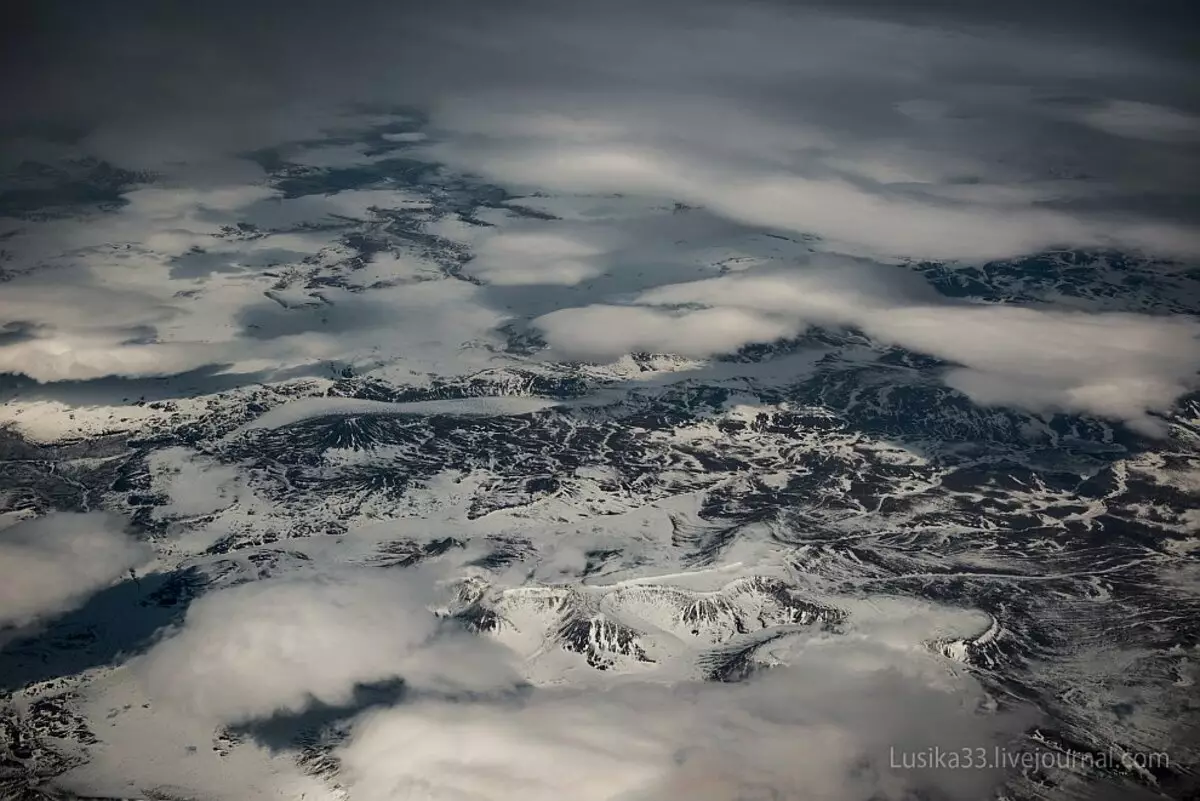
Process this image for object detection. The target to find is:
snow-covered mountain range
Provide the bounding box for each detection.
[1,103,1198,801]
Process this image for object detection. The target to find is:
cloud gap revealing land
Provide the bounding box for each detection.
[0,1,1198,799]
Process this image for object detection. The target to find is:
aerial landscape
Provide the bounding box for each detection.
[0,1,1197,799]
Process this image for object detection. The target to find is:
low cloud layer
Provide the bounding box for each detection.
[145,447,243,520]
[0,512,149,627]
[410,1,1200,262]
[0,182,503,385]
[339,660,1029,801]
[135,570,518,725]
[536,261,1200,432]
[429,128,1200,262]
[461,227,608,286]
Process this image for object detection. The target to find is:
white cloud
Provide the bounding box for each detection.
[867,305,1200,433]
[534,265,1200,431]
[134,570,517,725]
[0,513,150,628]
[0,177,506,387]
[0,282,180,333]
[0,335,222,383]
[146,446,242,519]
[412,7,1200,263]
[465,229,607,286]
[339,645,1032,801]
[429,134,1200,261]
[537,304,798,360]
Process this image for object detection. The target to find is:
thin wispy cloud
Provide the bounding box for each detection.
[0,512,150,628]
